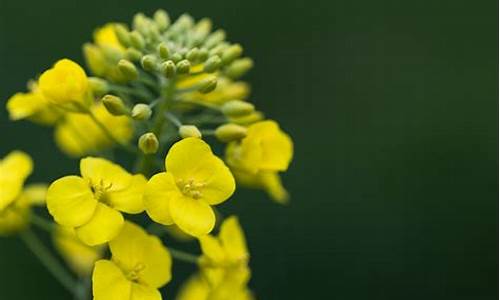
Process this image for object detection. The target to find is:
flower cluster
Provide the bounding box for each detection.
[2,9,293,300]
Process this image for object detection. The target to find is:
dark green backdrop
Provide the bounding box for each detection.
[0,0,497,299]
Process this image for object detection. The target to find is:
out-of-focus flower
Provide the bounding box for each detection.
[46,157,146,245]
[92,221,172,300]
[144,138,235,237]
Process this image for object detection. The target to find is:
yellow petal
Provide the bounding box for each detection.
[80,157,133,192]
[0,203,30,235]
[0,150,33,181]
[53,226,103,276]
[93,260,132,300]
[6,92,46,120]
[144,172,177,225]
[23,183,48,206]
[170,194,215,237]
[199,158,235,205]
[198,235,226,265]
[175,274,210,300]
[260,171,289,204]
[106,174,147,214]
[46,176,97,227]
[76,203,124,246]
[219,216,248,262]
[110,222,172,288]
[130,283,162,300]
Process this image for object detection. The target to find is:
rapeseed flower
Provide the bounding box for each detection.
[6,85,63,125]
[54,103,133,157]
[46,157,146,245]
[144,138,235,237]
[92,221,172,300]
[226,120,293,203]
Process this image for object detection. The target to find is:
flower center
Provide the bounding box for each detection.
[89,179,113,202]
[125,263,146,282]
[176,178,205,199]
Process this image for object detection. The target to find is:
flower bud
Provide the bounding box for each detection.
[154,9,170,31]
[88,77,109,96]
[138,132,159,154]
[203,56,222,73]
[221,44,243,64]
[186,48,199,62]
[125,48,143,62]
[215,123,247,142]
[118,59,138,80]
[230,111,264,125]
[170,53,183,63]
[141,55,157,72]
[221,100,255,117]
[179,125,202,139]
[114,24,131,47]
[176,60,191,74]
[130,30,145,49]
[197,48,209,62]
[225,58,254,79]
[160,61,176,78]
[131,103,152,120]
[198,76,218,94]
[102,95,128,116]
[158,42,170,59]
[205,30,226,48]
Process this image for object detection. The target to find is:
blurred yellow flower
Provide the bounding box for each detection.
[144,138,235,237]
[92,221,172,300]
[53,226,103,276]
[54,103,133,157]
[176,273,254,300]
[46,157,146,245]
[6,87,63,126]
[226,120,293,204]
[38,59,92,110]
[178,76,250,106]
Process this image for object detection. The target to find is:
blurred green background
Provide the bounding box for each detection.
[0,0,497,299]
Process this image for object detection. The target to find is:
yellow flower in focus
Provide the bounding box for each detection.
[6,88,62,125]
[226,120,293,204]
[54,103,133,157]
[92,221,172,300]
[144,138,235,237]
[84,24,127,82]
[46,157,147,245]
[53,226,103,276]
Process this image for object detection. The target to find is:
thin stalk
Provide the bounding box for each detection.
[20,229,76,294]
[30,213,55,232]
[169,248,199,264]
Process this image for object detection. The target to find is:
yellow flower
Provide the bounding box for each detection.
[6,88,63,126]
[144,138,235,237]
[83,24,127,82]
[226,120,293,203]
[53,226,103,276]
[54,103,133,157]
[46,157,147,245]
[38,59,92,110]
[176,273,255,300]
[92,221,172,300]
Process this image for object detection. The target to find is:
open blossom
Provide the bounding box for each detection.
[92,221,172,300]
[46,157,146,245]
[226,120,293,203]
[144,138,235,237]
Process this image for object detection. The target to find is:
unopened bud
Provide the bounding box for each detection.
[102,95,128,116]
[125,48,143,62]
[205,30,226,48]
[141,55,157,72]
[160,61,176,78]
[225,58,254,79]
[170,53,183,63]
[221,100,255,117]
[198,76,218,93]
[179,125,202,139]
[186,47,199,62]
[88,77,109,96]
[203,56,222,73]
[118,59,139,80]
[138,133,159,154]
[197,48,209,62]
[114,24,131,47]
[158,42,170,59]
[154,9,170,31]
[130,31,145,49]
[230,111,264,125]
[131,103,152,120]
[176,60,191,74]
[221,44,243,64]
[215,123,248,142]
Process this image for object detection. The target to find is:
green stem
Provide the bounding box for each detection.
[169,248,199,264]
[30,213,55,232]
[86,108,138,154]
[20,229,76,294]
[108,83,152,100]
